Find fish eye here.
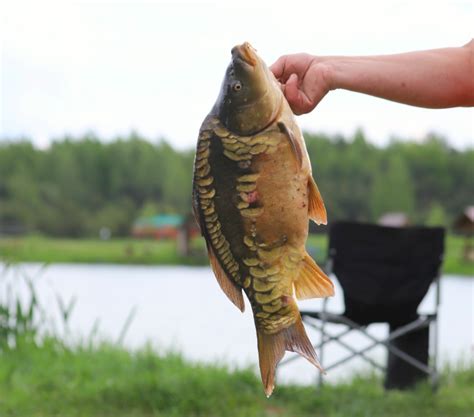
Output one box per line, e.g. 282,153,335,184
233,82,242,92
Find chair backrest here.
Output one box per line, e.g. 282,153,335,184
329,221,445,326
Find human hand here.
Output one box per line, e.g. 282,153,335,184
270,54,332,115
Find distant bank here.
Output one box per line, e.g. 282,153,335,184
0,235,472,276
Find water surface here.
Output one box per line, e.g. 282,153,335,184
3,263,473,385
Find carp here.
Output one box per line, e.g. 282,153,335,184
192,42,334,396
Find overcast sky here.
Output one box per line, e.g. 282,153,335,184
1,0,473,150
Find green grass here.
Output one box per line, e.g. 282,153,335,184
440,236,474,276
0,338,472,417
0,234,472,276
0,236,207,266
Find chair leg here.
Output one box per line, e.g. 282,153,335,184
431,274,441,392
312,317,435,376
318,301,328,388
306,320,385,373
431,318,440,392
297,315,438,390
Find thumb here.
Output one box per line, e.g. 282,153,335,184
284,73,300,109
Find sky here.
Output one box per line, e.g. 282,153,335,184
1,0,473,150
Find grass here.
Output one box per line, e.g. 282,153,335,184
0,235,206,266
0,234,472,276
0,338,472,417
440,236,473,276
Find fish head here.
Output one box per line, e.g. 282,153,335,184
213,42,283,135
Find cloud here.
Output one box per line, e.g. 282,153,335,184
1,1,473,149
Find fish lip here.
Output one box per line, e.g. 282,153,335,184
231,42,257,67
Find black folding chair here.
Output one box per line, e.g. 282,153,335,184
285,221,445,390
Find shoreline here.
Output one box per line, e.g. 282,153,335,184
0,234,472,276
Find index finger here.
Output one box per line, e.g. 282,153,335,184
269,56,287,80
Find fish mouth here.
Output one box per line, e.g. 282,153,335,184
231,42,258,67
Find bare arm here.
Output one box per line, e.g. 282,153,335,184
270,40,474,115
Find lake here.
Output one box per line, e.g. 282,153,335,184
2,263,473,385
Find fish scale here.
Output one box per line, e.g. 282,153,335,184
198,119,312,332
196,119,295,328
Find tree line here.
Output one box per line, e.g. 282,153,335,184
0,131,472,237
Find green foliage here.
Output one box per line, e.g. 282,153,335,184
0,236,207,266
0,263,74,350
0,337,472,417
304,130,472,225
0,131,472,236
0,268,39,349
426,202,448,226
370,153,415,219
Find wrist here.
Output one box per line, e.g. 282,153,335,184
312,56,337,92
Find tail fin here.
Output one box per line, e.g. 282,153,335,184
257,315,323,397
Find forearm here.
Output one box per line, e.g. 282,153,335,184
323,40,474,108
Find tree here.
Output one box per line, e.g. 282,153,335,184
371,153,415,220
0,131,471,237
425,202,448,226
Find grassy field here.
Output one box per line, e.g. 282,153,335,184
0,338,473,417
0,236,206,266
0,234,472,275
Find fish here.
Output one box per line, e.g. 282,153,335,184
192,42,334,397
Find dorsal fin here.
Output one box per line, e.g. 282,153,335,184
307,176,327,225
207,244,245,312
293,252,334,300
277,121,303,170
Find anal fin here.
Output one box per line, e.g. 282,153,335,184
294,252,334,300
308,176,327,225
208,244,245,312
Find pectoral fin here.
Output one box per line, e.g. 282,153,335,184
207,244,245,312
308,176,327,225
293,252,334,300
278,122,303,170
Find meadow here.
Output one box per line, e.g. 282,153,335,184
0,234,472,275
0,337,473,417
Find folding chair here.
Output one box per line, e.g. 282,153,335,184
290,221,445,390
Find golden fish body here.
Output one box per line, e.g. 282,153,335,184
193,42,334,396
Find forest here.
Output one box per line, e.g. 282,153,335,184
0,130,472,237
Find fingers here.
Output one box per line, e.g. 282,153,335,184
270,53,313,83
271,54,319,114
269,56,287,80
284,73,299,106
283,73,314,115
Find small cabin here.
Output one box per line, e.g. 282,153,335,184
453,206,474,235
132,214,189,239
453,206,474,262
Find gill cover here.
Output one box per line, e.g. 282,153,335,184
212,42,283,136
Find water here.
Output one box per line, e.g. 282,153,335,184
2,263,473,385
